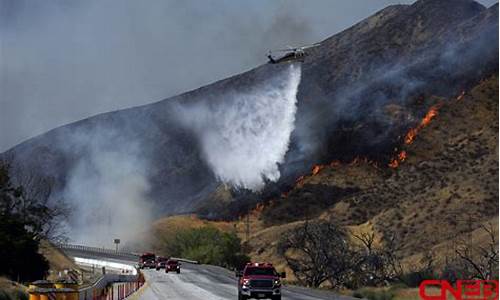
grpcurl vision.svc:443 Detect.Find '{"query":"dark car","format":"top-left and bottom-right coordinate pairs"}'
top-left (156, 256), bottom-right (168, 270)
top-left (143, 259), bottom-right (157, 269)
top-left (165, 259), bottom-right (180, 274)
top-left (138, 252), bottom-right (156, 269)
top-left (236, 262), bottom-right (285, 300)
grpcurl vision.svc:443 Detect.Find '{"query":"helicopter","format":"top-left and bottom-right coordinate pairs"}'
top-left (267, 43), bottom-right (321, 64)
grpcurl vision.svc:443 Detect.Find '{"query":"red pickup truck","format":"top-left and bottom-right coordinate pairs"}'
top-left (236, 262), bottom-right (285, 300)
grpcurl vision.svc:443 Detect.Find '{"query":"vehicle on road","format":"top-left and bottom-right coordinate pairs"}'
top-left (236, 262), bottom-right (286, 300)
top-left (156, 256), bottom-right (168, 270)
top-left (139, 252), bottom-right (156, 269)
top-left (165, 259), bottom-right (181, 274)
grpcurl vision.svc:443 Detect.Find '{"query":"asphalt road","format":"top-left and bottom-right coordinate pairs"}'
top-left (60, 246), bottom-right (354, 300)
top-left (137, 263), bottom-right (354, 300)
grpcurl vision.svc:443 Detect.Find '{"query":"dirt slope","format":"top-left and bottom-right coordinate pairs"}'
top-left (246, 76), bottom-right (498, 272)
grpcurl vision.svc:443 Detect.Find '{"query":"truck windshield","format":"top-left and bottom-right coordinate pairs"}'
top-left (244, 267), bottom-right (277, 276)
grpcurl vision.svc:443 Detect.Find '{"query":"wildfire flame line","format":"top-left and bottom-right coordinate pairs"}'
top-left (389, 102), bottom-right (443, 168)
top-left (294, 157), bottom-right (379, 186)
top-left (404, 102), bottom-right (443, 145)
top-left (246, 93), bottom-right (464, 221)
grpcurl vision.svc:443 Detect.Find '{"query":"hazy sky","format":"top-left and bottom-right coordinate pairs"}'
top-left (0, 0), bottom-right (497, 152)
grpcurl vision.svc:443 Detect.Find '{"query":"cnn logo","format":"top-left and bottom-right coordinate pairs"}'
top-left (419, 280), bottom-right (499, 300)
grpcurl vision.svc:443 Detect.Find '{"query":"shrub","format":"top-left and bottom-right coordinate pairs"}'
top-left (161, 226), bottom-right (249, 269)
top-left (0, 289), bottom-right (28, 300)
top-left (399, 269), bottom-right (437, 288)
top-left (352, 288), bottom-right (396, 300)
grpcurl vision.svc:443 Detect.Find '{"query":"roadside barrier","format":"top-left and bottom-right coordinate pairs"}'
top-left (110, 279), bottom-right (144, 300)
top-left (169, 257), bottom-right (199, 264)
top-left (56, 244), bottom-right (139, 261)
top-left (28, 272), bottom-right (145, 300)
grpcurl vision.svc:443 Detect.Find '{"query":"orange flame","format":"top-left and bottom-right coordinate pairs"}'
top-left (388, 158), bottom-right (399, 168)
top-left (420, 105), bottom-right (439, 126)
top-left (405, 103), bottom-right (442, 145)
top-left (405, 129), bottom-right (417, 144)
top-left (392, 102), bottom-right (443, 168)
top-left (398, 150), bottom-right (407, 162)
top-left (388, 150), bottom-right (407, 168)
top-left (311, 165), bottom-right (324, 176)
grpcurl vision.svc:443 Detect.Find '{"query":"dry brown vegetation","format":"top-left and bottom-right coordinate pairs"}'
top-left (129, 90), bottom-right (496, 300)
top-left (146, 77), bottom-right (498, 290)
top-left (233, 76), bottom-right (498, 284)
top-left (38, 240), bottom-right (79, 281)
top-left (0, 277), bottom-right (28, 300)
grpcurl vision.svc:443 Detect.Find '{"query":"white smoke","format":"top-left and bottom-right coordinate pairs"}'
top-left (179, 64), bottom-right (302, 190)
top-left (61, 128), bottom-right (152, 247)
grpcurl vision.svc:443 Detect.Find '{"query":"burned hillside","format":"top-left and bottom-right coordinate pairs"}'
top-left (0, 0), bottom-right (497, 243)
top-left (256, 75), bottom-right (498, 259)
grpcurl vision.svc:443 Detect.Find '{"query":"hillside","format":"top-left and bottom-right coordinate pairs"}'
top-left (0, 0), bottom-right (498, 245)
top-left (146, 71), bottom-right (498, 279)
top-left (241, 75), bottom-right (498, 277)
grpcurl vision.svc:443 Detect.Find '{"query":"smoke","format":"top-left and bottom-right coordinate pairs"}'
top-left (60, 127), bottom-right (152, 247)
top-left (177, 64), bottom-right (301, 190)
top-left (1, 0), bottom-right (439, 153)
top-left (284, 2), bottom-right (498, 169)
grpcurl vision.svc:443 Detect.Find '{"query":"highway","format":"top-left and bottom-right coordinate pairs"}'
top-left (59, 244), bottom-right (354, 300)
top-left (136, 264), bottom-right (355, 300)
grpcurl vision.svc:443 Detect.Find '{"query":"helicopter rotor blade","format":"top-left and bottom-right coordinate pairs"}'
top-left (298, 43), bottom-right (321, 50)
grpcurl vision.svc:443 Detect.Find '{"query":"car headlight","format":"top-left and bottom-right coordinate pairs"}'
top-left (273, 279), bottom-right (281, 286)
top-left (242, 279), bottom-right (250, 287)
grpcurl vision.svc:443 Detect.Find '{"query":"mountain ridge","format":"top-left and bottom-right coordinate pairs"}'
top-left (1, 0), bottom-right (497, 240)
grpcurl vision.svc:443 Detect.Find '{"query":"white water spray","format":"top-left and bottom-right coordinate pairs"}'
top-left (180, 64), bottom-right (302, 190)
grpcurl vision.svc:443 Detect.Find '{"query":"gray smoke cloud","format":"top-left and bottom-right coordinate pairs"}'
top-left (1, 0), bottom-right (496, 153)
top-left (0, 0), bottom-right (440, 152)
top-left (1, 0), bottom-right (496, 152)
top-left (177, 64), bottom-right (301, 190)
top-left (58, 126), bottom-right (153, 247)
top-left (57, 64), bottom-right (302, 246)
top-left (0, 0), bottom-right (496, 247)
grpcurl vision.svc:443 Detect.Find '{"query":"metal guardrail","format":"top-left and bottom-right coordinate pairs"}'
top-left (28, 273), bottom-right (144, 300)
top-left (28, 244), bottom-right (145, 300)
top-left (170, 257), bottom-right (199, 265)
top-left (57, 243), bottom-right (140, 263)
top-left (78, 273), bottom-right (141, 300)
top-left (50, 244), bottom-right (201, 299)
top-left (58, 243), bottom-right (200, 265)
top-left (58, 243), bottom-right (139, 258)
